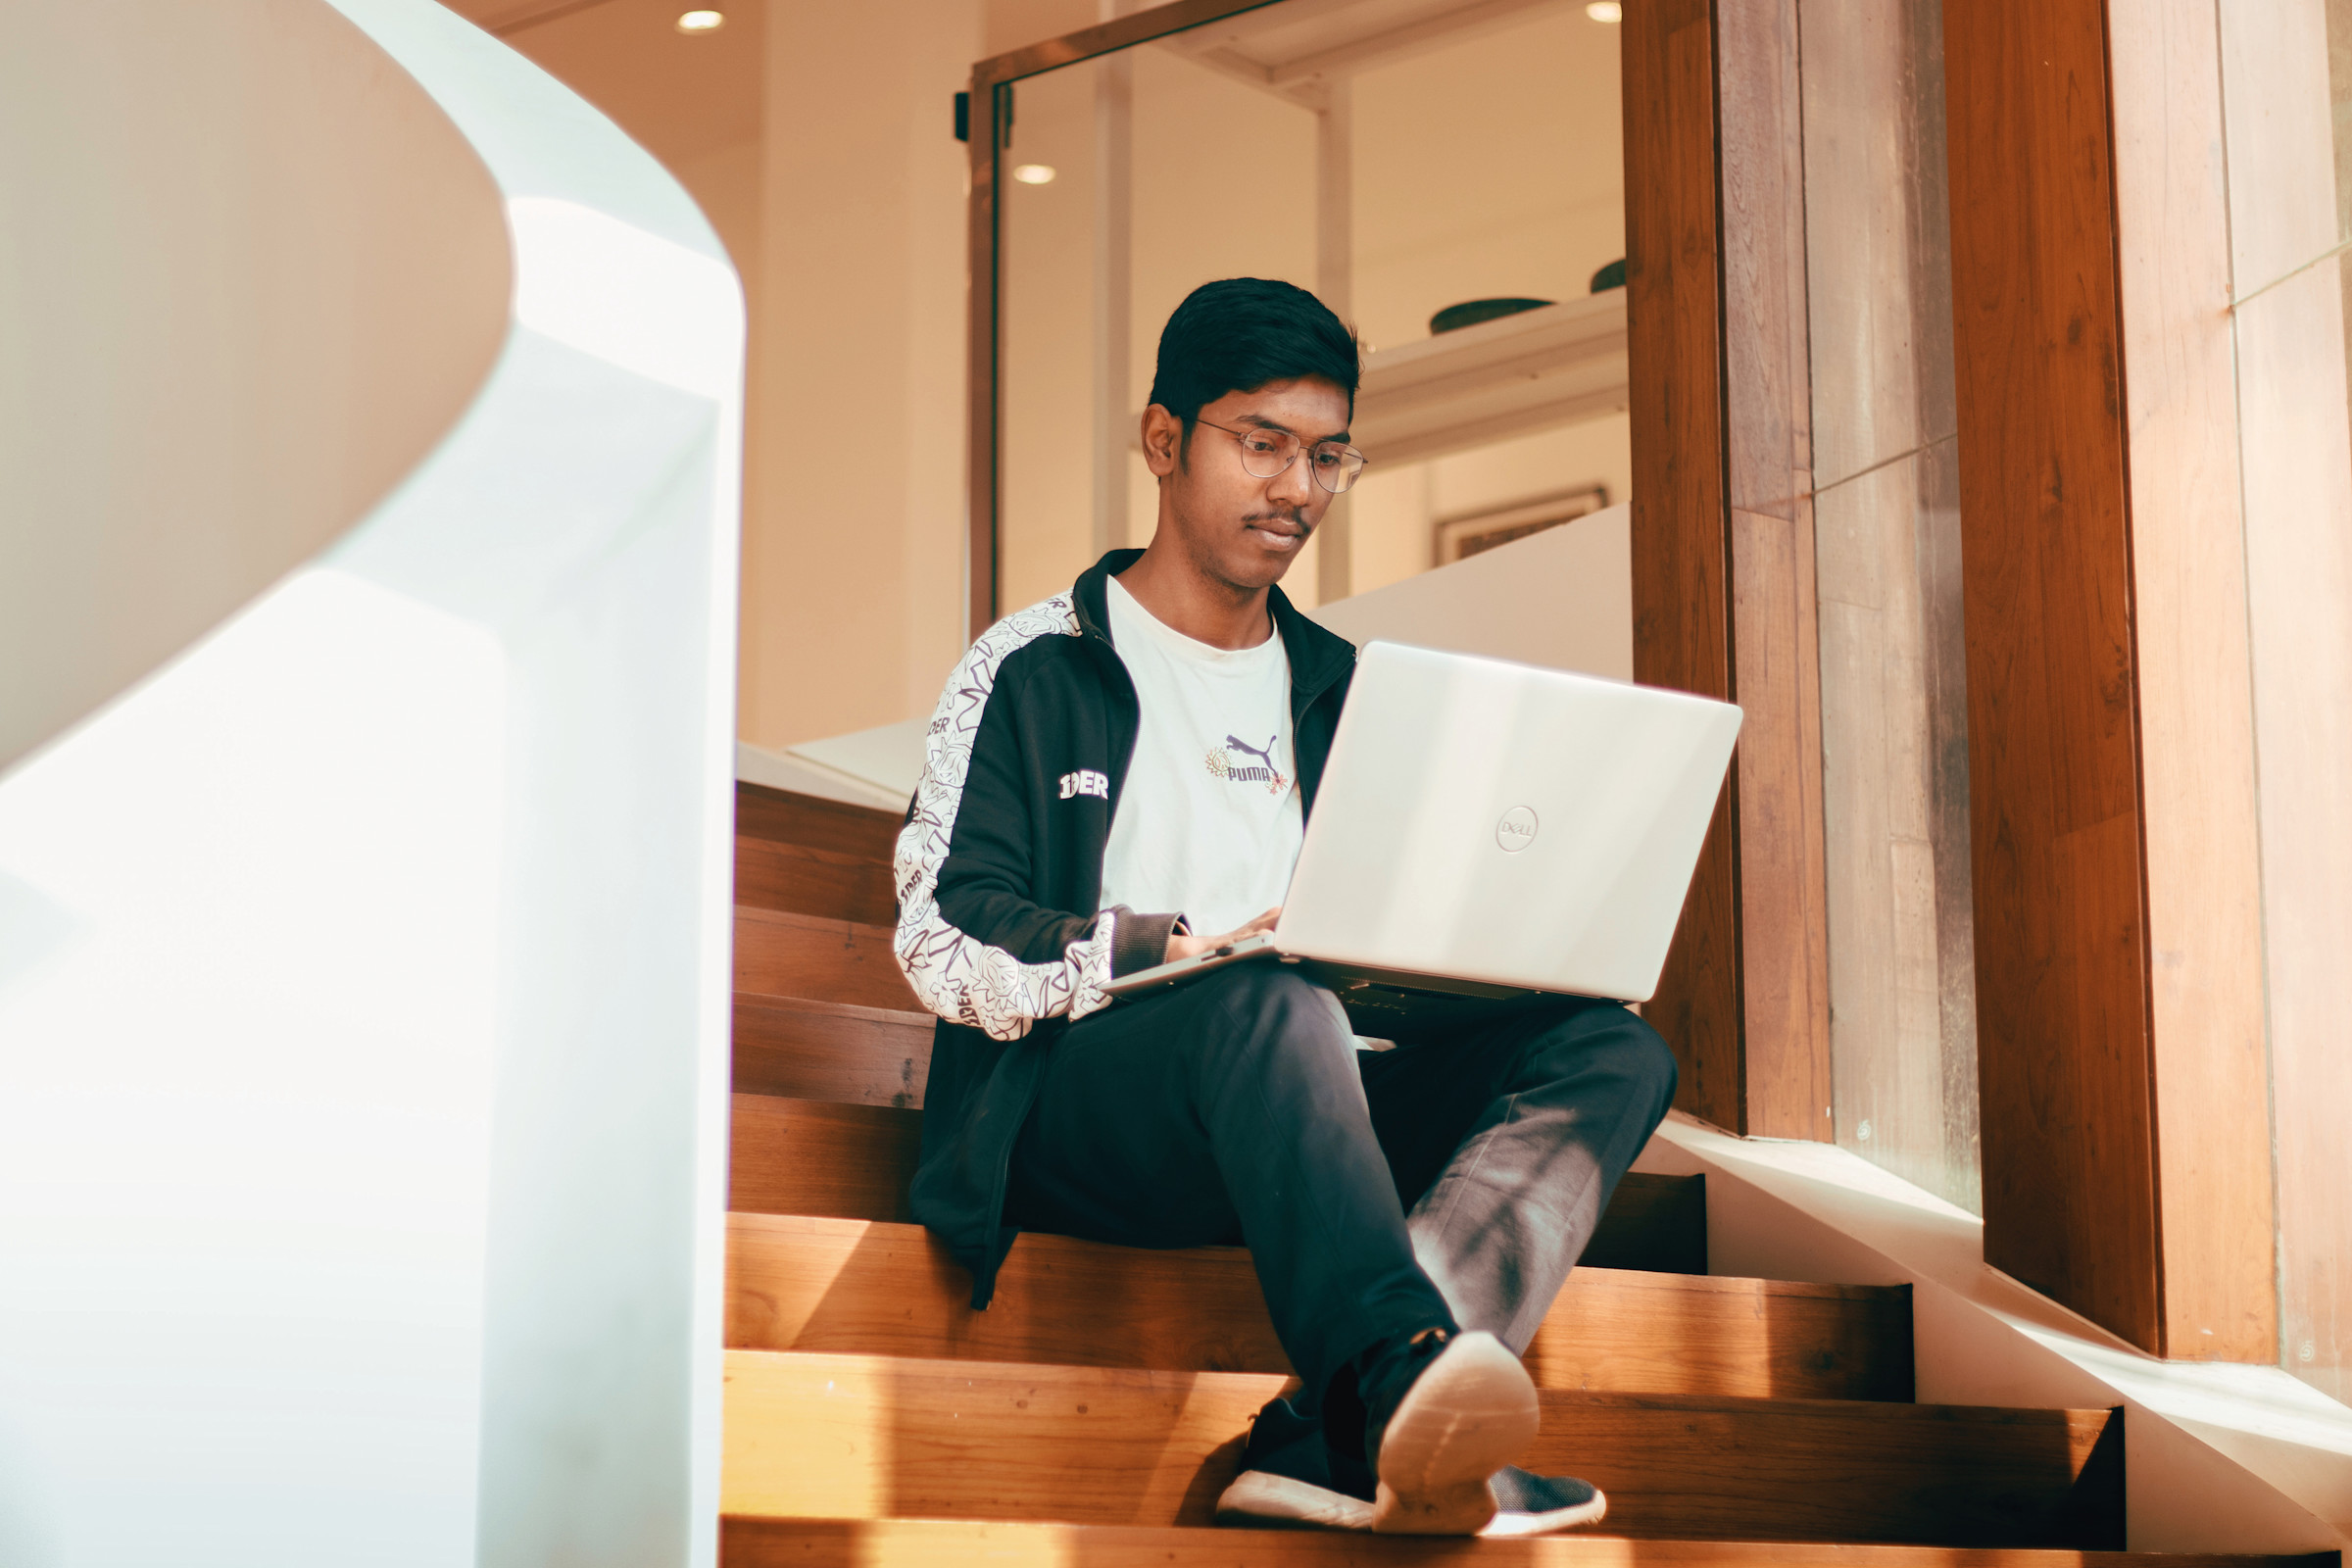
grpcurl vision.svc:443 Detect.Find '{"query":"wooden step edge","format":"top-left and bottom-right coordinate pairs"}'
top-left (727, 1096), bottom-right (1710, 1275)
top-left (733, 836), bottom-right (900, 926)
top-left (725, 1211), bottom-right (1915, 1400)
top-left (730, 1344), bottom-right (2086, 1426)
top-left (736, 778), bottom-right (904, 858)
top-left (720, 1517), bottom-right (2337, 1568)
top-left (732, 995), bottom-right (934, 1104)
top-left (734, 995), bottom-right (931, 1030)
top-left (722, 1348), bottom-right (2123, 1546)
top-left (734, 905), bottom-right (897, 939)
top-left (733, 906), bottom-right (917, 1012)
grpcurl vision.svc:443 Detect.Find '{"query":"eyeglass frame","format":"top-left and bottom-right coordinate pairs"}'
top-left (1191, 416), bottom-right (1369, 495)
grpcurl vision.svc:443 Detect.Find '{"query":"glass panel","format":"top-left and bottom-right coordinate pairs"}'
top-left (998, 47), bottom-right (1321, 615)
top-left (1799, 0), bottom-right (1980, 1210)
top-left (996, 0), bottom-right (1629, 626)
top-left (2225, 0), bottom-right (2352, 1403)
top-left (1344, 6), bottom-right (1628, 608)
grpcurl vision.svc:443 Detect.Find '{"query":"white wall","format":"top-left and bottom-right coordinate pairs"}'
top-left (739, 0), bottom-right (981, 749)
top-left (0, 0), bottom-right (512, 772)
top-left (1310, 500), bottom-right (1633, 681)
top-left (0, 3), bottom-right (743, 1563)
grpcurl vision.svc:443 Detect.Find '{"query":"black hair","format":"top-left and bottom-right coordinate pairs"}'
top-left (1146, 278), bottom-right (1360, 440)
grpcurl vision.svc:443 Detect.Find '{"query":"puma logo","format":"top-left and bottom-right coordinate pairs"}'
top-left (1224, 733), bottom-right (1279, 772)
top-left (1205, 733), bottom-right (1288, 795)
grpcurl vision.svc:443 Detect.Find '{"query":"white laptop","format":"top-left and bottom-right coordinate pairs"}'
top-left (1101, 640), bottom-right (1741, 1012)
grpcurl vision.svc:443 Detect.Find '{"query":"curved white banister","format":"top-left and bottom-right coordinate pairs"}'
top-left (0, 0), bottom-right (513, 774)
top-left (0, 4), bottom-right (743, 1564)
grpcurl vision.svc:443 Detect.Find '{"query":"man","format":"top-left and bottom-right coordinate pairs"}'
top-left (893, 277), bottom-right (1678, 1537)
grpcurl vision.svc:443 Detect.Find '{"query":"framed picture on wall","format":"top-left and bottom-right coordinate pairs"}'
top-left (1434, 484), bottom-right (1611, 565)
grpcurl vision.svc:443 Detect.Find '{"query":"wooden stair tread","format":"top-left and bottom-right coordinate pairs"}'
top-left (734, 996), bottom-right (932, 1106)
top-left (728, 1096), bottom-right (1708, 1275)
top-left (735, 906), bottom-right (916, 1011)
top-left (736, 835), bottom-right (897, 926)
top-left (722, 1348), bottom-right (2123, 1547)
top-left (721, 1517), bottom-right (2331, 1568)
top-left (737, 779), bottom-right (902, 862)
top-left (731, 1096), bottom-right (919, 1222)
top-left (727, 1212), bottom-right (1911, 1400)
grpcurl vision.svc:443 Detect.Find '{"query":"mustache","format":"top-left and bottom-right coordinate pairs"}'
top-left (1244, 509), bottom-right (1312, 533)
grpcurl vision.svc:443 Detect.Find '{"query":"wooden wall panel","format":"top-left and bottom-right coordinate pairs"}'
top-left (1944, 0), bottom-right (2277, 1357)
top-left (1942, 0), bottom-right (2159, 1350)
top-left (1625, 0), bottom-right (1830, 1138)
top-left (1720, 0), bottom-right (1829, 1142)
top-left (2107, 0), bottom-right (2276, 1363)
top-left (1625, 0), bottom-right (1740, 1131)
top-left (2216, 2), bottom-right (2352, 1393)
top-left (1800, 0), bottom-right (1982, 1214)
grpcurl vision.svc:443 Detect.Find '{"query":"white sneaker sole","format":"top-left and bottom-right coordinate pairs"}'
top-left (1214, 1471), bottom-right (1375, 1532)
top-left (1217, 1469), bottom-right (1607, 1539)
top-left (1482, 1492), bottom-right (1609, 1536)
top-left (1368, 1331), bottom-right (1541, 1535)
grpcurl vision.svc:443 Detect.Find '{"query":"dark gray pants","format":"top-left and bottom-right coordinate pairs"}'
top-left (1005, 963), bottom-right (1680, 1407)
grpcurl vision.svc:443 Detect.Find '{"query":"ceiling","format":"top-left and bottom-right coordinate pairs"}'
top-left (432, 0), bottom-right (762, 166)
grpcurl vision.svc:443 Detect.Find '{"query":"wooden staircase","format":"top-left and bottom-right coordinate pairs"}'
top-left (720, 779), bottom-right (2330, 1568)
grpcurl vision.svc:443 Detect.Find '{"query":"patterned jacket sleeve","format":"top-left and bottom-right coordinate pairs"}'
top-left (892, 601), bottom-right (1127, 1040)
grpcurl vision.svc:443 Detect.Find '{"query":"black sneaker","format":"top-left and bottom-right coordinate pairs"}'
top-left (1213, 1395), bottom-right (1376, 1531)
top-left (1360, 1328), bottom-right (1541, 1534)
top-left (1483, 1465), bottom-right (1608, 1535)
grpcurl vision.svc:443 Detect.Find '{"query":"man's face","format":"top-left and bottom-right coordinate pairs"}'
top-left (1144, 376), bottom-right (1352, 593)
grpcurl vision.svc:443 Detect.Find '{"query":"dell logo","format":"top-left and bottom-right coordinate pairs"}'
top-left (1495, 806), bottom-right (1539, 852)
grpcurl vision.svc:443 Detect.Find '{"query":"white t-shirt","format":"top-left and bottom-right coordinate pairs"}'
top-left (1099, 576), bottom-right (1304, 937)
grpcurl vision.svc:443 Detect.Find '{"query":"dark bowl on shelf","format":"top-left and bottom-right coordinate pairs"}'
top-left (1429, 296), bottom-right (1555, 335)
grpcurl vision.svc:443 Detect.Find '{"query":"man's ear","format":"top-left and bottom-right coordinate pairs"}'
top-left (1141, 404), bottom-right (1184, 478)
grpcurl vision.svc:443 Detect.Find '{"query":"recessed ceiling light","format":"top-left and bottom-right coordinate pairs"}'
top-left (676, 9), bottom-right (724, 32)
top-left (1011, 164), bottom-right (1057, 185)
top-left (1585, 1), bottom-right (1623, 20)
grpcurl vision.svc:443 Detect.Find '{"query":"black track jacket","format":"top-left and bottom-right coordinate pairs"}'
top-left (892, 548), bottom-right (1357, 1306)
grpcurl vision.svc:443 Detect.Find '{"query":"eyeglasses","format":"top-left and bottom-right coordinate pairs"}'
top-left (1195, 418), bottom-right (1368, 495)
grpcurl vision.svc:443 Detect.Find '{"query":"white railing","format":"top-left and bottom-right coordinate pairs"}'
top-left (1310, 502), bottom-right (1632, 679)
top-left (0, 3), bottom-right (742, 1563)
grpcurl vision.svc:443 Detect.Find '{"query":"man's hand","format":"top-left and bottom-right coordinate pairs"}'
top-left (1165, 907), bottom-right (1281, 963)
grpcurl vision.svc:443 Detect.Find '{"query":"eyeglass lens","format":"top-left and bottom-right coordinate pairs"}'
top-left (1233, 427), bottom-right (1366, 494)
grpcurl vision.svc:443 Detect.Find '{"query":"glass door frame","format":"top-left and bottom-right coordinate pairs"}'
top-left (962, 0), bottom-right (1286, 641)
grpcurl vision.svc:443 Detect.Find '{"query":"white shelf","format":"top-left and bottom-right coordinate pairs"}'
top-left (1158, 0), bottom-right (1573, 107)
top-left (1125, 293), bottom-right (1628, 469)
top-left (1350, 291), bottom-right (1629, 466)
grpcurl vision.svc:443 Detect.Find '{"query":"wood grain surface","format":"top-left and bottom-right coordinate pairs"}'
top-left (1623, 0), bottom-right (1831, 1141)
top-left (1715, 0), bottom-right (1832, 1146)
top-left (2220, 45), bottom-right (2352, 1396)
top-left (2101, 0), bottom-right (2278, 1362)
top-left (722, 1515), bottom-right (2330, 1568)
top-left (1942, 0), bottom-right (2155, 1348)
top-left (733, 994), bottom-right (933, 1106)
top-left (722, 1349), bottom-right (2121, 1546)
top-left (734, 836), bottom-right (897, 926)
top-left (1799, 0), bottom-right (1981, 1213)
top-left (729, 1096), bottom-right (918, 1224)
top-left (726, 1213), bottom-right (1912, 1401)
top-left (734, 906), bottom-right (917, 1012)
top-left (1624, 0), bottom-right (1741, 1135)
top-left (730, 1096), bottom-right (1709, 1277)
top-left (736, 780), bottom-right (902, 863)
